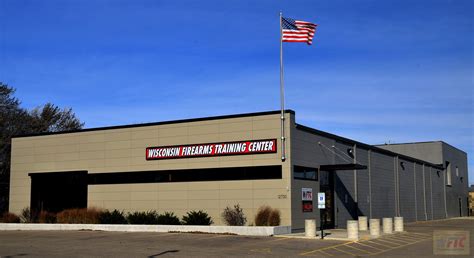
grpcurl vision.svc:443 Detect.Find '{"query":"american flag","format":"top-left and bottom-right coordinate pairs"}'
top-left (281, 17), bottom-right (317, 45)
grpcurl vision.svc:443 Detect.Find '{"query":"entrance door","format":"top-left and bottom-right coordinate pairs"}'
top-left (30, 171), bottom-right (88, 213)
top-left (459, 197), bottom-right (462, 217)
top-left (320, 170), bottom-right (335, 228)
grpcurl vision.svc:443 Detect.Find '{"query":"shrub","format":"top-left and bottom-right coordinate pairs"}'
top-left (20, 207), bottom-right (39, 223)
top-left (268, 209), bottom-right (281, 226)
top-left (56, 208), bottom-right (102, 224)
top-left (222, 204), bottom-right (247, 226)
top-left (254, 206), bottom-right (281, 226)
top-left (19, 207), bottom-right (34, 223)
top-left (99, 210), bottom-right (127, 224)
top-left (181, 210), bottom-right (213, 225)
top-left (1, 212), bottom-right (20, 223)
top-left (127, 211), bottom-right (159, 224)
top-left (254, 206), bottom-right (272, 226)
top-left (38, 211), bottom-right (57, 223)
top-left (157, 212), bottom-right (181, 225)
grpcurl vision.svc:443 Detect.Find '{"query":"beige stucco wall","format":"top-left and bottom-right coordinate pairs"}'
top-left (10, 112), bottom-right (293, 225)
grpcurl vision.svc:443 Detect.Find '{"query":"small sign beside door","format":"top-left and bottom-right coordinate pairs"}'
top-left (302, 201), bottom-right (313, 212)
top-left (318, 192), bottom-right (326, 209)
top-left (302, 188), bottom-right (313, 201)
top-left (302, 188), bottom-right (313, 213)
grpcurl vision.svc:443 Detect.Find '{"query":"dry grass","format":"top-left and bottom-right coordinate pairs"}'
top-left (56, 208), bottom-right (102, 224)
top-left (38, 211), bottom-right (57, 223)
top-left (268, 209), bottom-right (281, 226)
top-left (254, 206), bottom-right (281, 226)
top-left (1, 212), bottom-right (20, 223)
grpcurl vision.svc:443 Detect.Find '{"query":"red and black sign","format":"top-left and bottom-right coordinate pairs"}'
top-left (146, 139), bottom-right (277, 160)
top-left (302, 201), bottom-right (313, 212)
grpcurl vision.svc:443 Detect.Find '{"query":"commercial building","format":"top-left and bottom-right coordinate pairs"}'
top-left (9, 110), bottom-right (469, 230)
top-left (469, 185), bottom-right (474, 216)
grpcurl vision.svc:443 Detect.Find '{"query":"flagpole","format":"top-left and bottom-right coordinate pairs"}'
top-left (279, 11), bottom-right (286, 161)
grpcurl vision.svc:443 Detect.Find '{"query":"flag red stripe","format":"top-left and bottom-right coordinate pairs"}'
top-left (283, 32), bottom-right (315, 36)
top-left (282, 17), bottom-right (317, 45)
top-left (283, 32), bottom-right (314, 36)
top-left (283, 36), bottom-right (313, 39)
top-left (295, 20), bottom-right (316, 26)
top-left (282, 39), bottom-right (313, 45)
top-left (283, 38), bottom-right (312, 41)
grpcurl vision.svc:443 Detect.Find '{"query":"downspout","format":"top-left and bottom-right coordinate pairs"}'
top-left (353, 144), bottom-right (357, 217)
top-left (423, 164), bottom-right (427, 220)
top-left (430, 167), bottom-right (434, 220)
top-left (397, 156), bottom-right (400, 217)
top-left (394, 156), bottom-right (399, 217)
top-left (414, 162), bottom-right (417, 221)
top-left (443, 165), bottom-right (448, 218)
top-left (368, 149), bottom-right (372, 219)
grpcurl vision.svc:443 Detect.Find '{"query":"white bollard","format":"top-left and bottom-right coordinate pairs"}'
top-left (347, 220), bottom-right (359, 240)
top-left (369, 219), bottom-right (380, 237)
top-left (382, 218), bottom-right (393, 234)
top-left (358, 216), bottom-right (368, 231)
top-left (394, 217), bottom-right (404, 232)
top-left (305, 219), bottom-right (316, 237)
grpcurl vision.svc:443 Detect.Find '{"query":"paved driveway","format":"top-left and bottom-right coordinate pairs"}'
top-left (0, 218), bottom-right (472, 257)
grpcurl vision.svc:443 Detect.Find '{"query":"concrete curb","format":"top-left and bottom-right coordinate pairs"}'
top-left (0, 223), bottom-right (291, 236)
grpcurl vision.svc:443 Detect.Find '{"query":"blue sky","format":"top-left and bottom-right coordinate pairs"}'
top-left (1, 0), bottom-right (472, 184)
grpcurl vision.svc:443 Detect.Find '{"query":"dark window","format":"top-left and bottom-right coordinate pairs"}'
top-left (88, 165), bottom-right (282, 185)
top-left (294, 166), bottom-right (318, 181)
top-left (29, 171), bottom-right (88, 213)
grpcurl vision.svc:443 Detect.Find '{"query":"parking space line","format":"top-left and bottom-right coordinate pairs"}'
top-left (333, 246), bottom-right (357, 256)
top-left (409, 232), bottom-right (432, 237)
top-left (383, 236), bottom-right (414, 244)
top-left (299, 241), bottom-right (353, 256)
top-left (372, 238), bottom-right (403, 246)
top-left (367, 237), bottom-right (430, 256)
top-left (353, 241), bottom-right (384, 251)
top-left (392, 234), bottom-right (424, 241)
top-left (389, 235), bottom-right (428, 242)
top-left (345, 243), bottom-right (374, 254)
top-left (363, 240), bottom-right (395, 249)
top-left (317, 249), bottom-right (333, 256)
top-left (394, 234), bottom-right (431, 241)
top-left (300, 232), bottom-right (432, 258)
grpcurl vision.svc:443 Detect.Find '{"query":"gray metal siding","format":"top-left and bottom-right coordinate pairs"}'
top-left (334, 141), bottom-right (357, 227)
top-left (291, 128), bottom-right (330, 230)
top-left (377, 142), bottom-right (443, 164)
top-left (356, 148), bottom-right (370, 218)
top-left (292, 130), bottom-right (335, 167)
top-left (335, 170), bottom-right (355, 226)
top-left (291, 179), bottom-right (320, 231)
top-left (291, 127), bottom-right (469, 229)
top-left (378, 141), bottom-right (469, 218)
top-left (371, 151), bottom-right (396, 219)
top-left (425, 166), bottom-right (433, 219)
top-left (398, 159), bottom-right (417, 222)
top-left (415, 163), bottom-right (426, 220)
top-left (442, 143), bottom-right (469, 217)
top-left (431, 168), bottom-right (446, 219)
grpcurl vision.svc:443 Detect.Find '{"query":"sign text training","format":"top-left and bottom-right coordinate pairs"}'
top-left (146, 139), bottom-right (277, 160)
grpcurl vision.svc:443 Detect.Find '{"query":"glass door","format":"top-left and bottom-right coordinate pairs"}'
top-left (320, 170), bottom-right (335, 229)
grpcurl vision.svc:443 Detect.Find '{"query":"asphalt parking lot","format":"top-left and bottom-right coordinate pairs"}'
top-left (0, 218), bottom-right (472, 257)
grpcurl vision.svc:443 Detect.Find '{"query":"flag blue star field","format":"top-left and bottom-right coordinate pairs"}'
top-left (281, 17), bottom-right (317, 45)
